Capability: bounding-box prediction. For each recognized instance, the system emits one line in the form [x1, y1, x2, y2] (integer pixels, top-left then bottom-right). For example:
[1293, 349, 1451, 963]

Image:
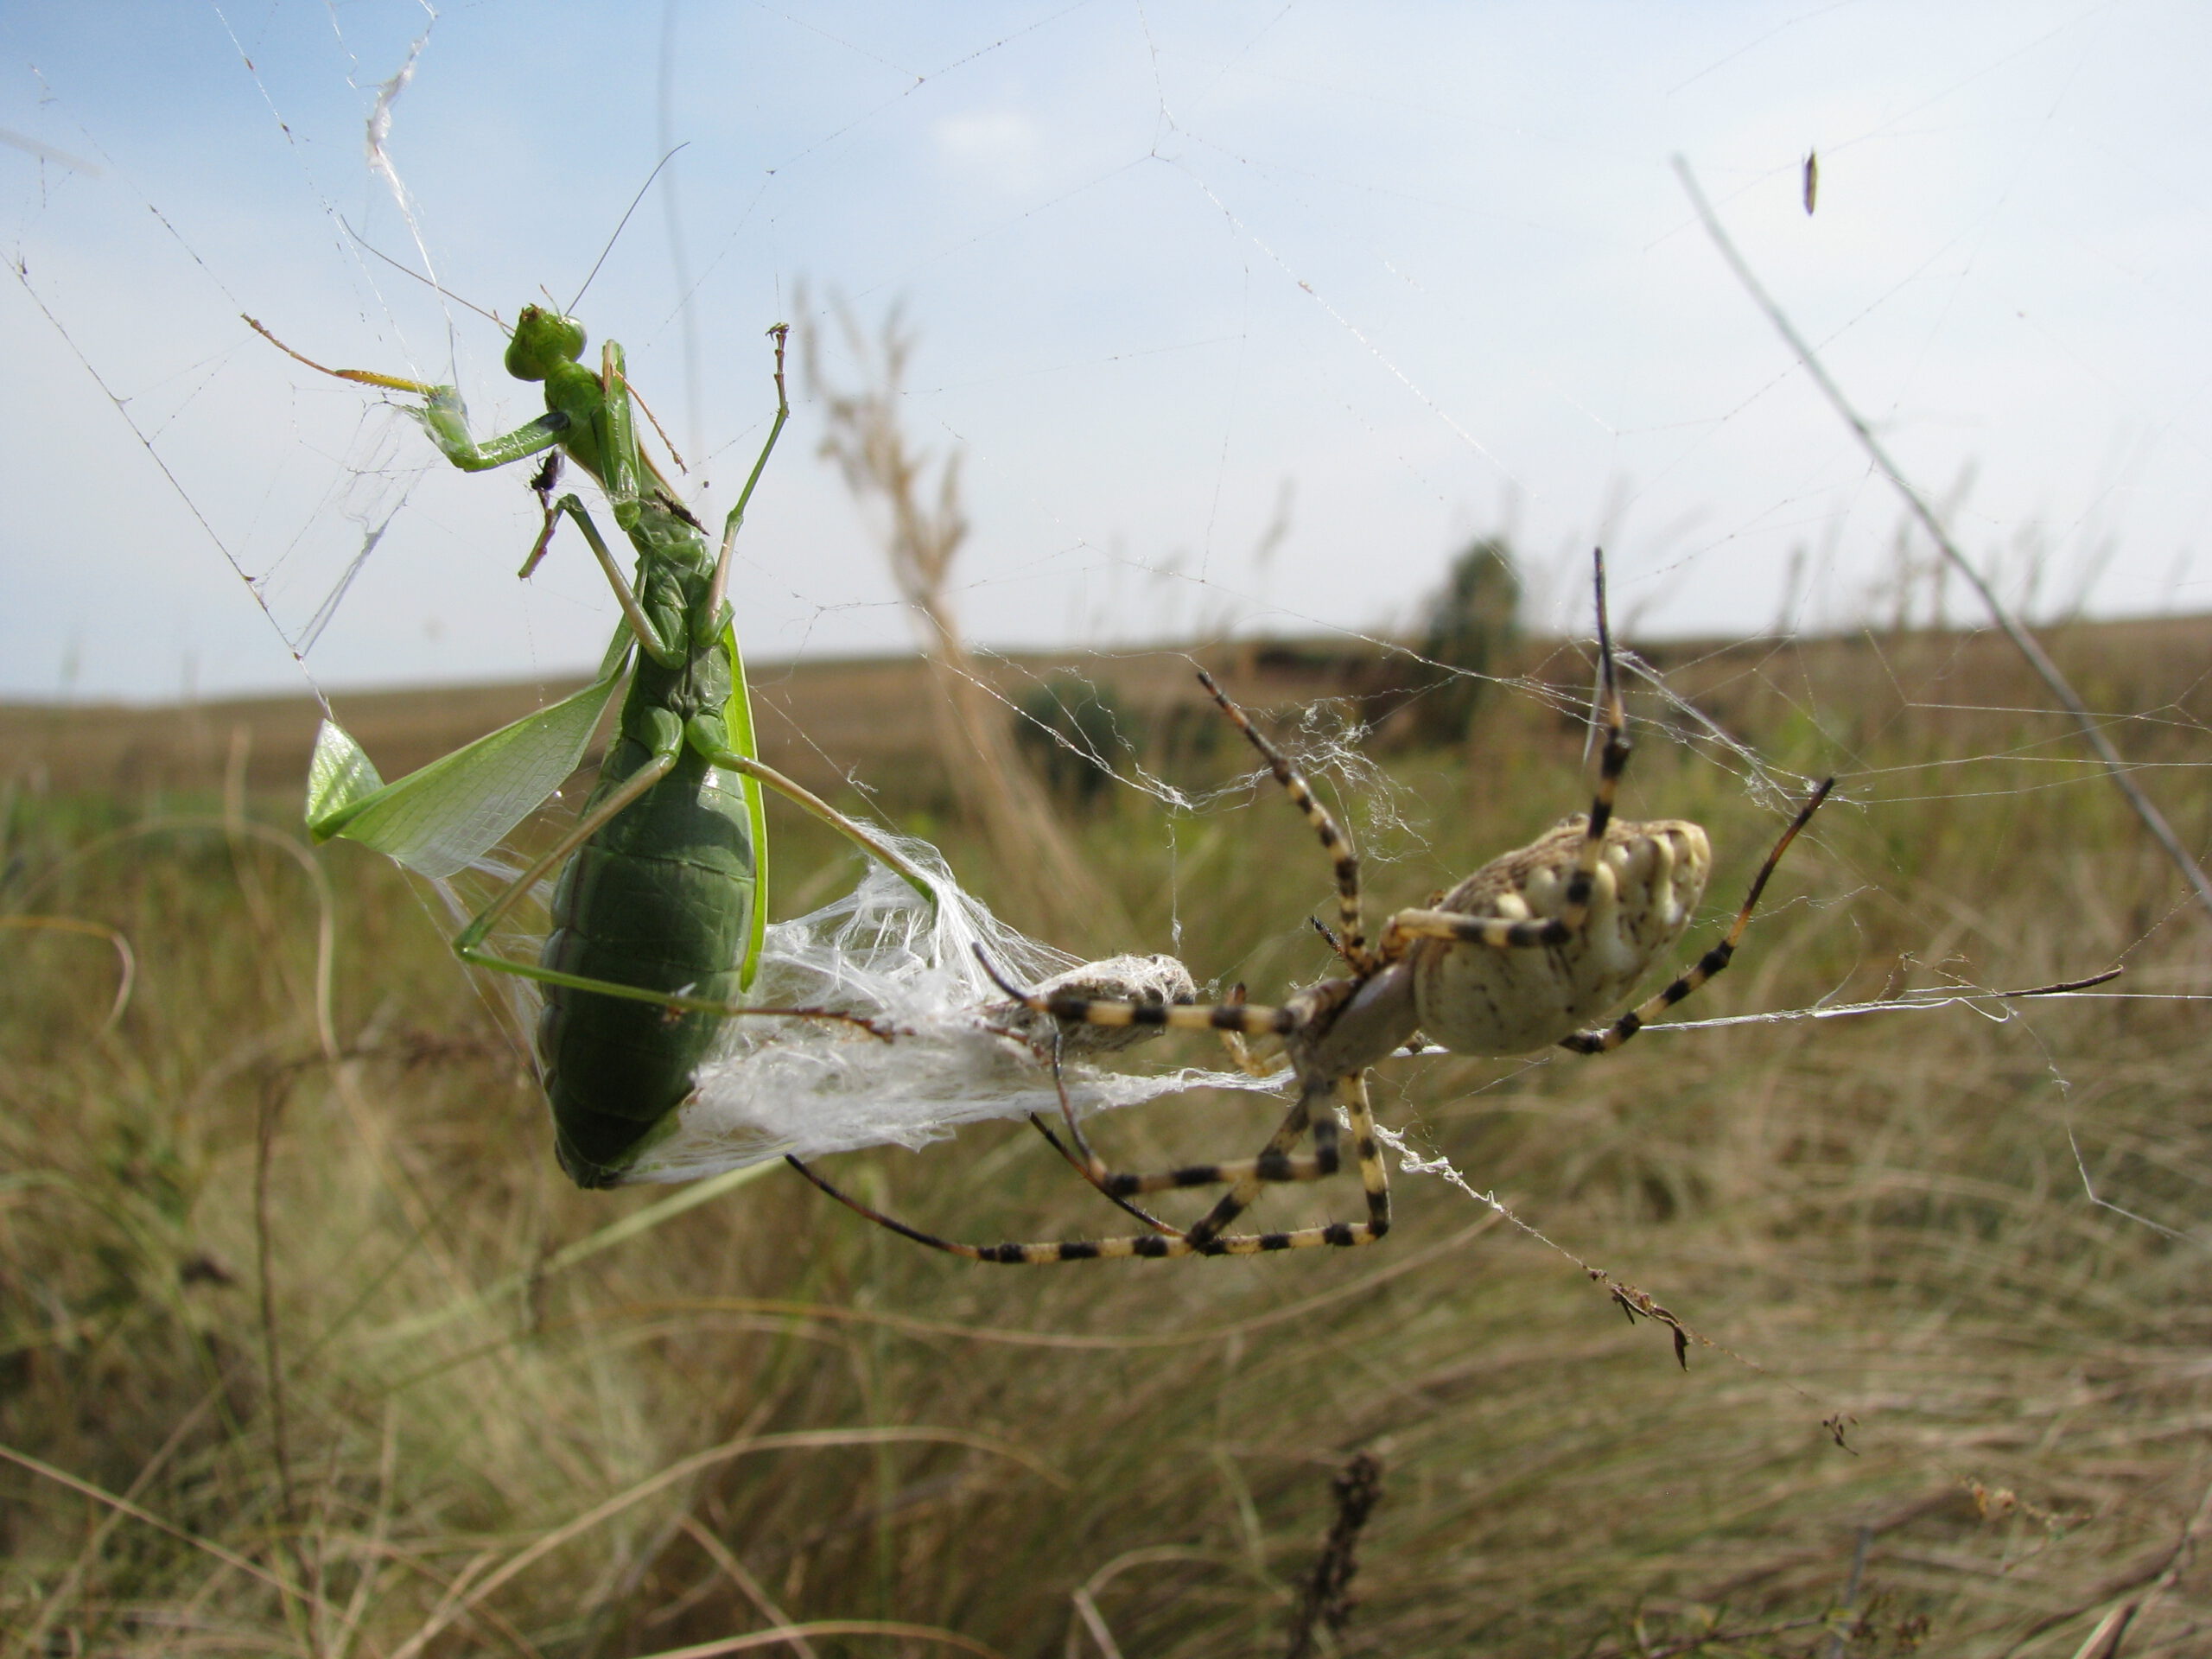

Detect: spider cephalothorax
[791, 552, 1832, 1262]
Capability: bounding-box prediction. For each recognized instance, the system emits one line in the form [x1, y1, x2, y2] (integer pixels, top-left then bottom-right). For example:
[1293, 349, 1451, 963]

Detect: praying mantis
[257, 306, 934, 1185]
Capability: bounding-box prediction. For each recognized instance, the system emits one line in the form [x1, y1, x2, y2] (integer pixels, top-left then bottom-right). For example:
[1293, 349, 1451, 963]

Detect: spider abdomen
[1410, 816, 1711, 1054]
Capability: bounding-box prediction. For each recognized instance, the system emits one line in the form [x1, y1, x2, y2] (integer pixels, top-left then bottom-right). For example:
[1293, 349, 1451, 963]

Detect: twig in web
[1673, 155, 2212, 934]
[1284, 1452, 1386, 1659]
[1820, 1525, 1873, 1659]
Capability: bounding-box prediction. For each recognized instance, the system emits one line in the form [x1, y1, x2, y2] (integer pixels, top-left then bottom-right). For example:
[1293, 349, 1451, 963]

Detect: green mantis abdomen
[538, 741, 755, 1186]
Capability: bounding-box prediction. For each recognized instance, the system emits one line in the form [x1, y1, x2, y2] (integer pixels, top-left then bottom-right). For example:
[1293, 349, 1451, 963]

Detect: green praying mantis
[254, 306, 935, 1186]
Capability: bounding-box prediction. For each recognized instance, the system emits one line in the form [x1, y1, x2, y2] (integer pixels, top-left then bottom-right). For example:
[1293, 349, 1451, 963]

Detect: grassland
[3, 615, 2209, 1657]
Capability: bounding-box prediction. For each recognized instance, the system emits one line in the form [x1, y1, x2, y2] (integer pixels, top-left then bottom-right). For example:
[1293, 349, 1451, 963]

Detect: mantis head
[505, 306, 588, 383]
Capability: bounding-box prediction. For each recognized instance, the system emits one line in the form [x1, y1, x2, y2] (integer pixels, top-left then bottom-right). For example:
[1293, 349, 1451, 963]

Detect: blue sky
[6, 0, 2209, 701]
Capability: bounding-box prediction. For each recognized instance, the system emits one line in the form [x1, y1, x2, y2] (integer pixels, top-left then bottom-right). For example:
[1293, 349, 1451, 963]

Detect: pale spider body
[1408, 815, 1712, 1056]
[791, 553, 1830, 1263]
[1247, 816, 1712, 1084]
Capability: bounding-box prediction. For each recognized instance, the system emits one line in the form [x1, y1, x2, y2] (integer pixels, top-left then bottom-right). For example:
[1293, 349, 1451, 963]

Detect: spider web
[7, 7, 2208, 1224]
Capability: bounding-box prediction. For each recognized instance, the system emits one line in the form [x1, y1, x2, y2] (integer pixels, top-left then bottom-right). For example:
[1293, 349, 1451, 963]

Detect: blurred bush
[1408, 533, 1522, 746]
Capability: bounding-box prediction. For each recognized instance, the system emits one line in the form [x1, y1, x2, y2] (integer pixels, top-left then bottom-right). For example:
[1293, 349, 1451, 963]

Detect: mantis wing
[307, 631, 632, 880]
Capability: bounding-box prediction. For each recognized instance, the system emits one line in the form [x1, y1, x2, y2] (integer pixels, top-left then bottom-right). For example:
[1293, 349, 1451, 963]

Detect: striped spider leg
[795, 550, 1833, 1262]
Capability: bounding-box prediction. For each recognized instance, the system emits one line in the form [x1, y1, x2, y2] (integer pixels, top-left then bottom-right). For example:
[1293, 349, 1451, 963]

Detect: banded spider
[791, 551, 1833, 1262]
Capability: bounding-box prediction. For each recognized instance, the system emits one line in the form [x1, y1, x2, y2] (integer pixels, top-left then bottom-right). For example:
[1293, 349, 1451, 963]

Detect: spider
[790, 551, 1833, 1262]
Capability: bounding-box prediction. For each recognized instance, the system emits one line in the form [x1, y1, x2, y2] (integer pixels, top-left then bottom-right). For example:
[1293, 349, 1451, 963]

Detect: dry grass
[3, 614, 2209, 1657]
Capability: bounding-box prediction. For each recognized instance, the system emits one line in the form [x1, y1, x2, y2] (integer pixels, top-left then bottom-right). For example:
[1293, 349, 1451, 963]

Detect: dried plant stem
[676, 1516, 820, 1659]
[254, 1069, 296, 1529]
[804, 293, 1125, 945]
[1675, 155, 2212, 931]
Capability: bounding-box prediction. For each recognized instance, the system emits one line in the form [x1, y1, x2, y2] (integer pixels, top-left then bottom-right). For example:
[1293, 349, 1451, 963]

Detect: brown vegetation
[3, 611, 2209, 1656]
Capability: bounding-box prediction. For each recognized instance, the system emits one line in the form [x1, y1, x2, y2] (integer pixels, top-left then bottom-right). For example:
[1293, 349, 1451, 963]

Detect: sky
[5, 0, 2209, 703]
